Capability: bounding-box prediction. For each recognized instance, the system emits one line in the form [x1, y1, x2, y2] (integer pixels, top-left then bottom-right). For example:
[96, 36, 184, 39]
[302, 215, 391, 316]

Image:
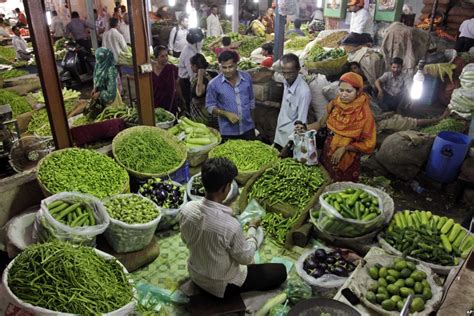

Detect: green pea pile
[209, 140, 279, 172]
[38, 148, 129, 198]
[104, 194, 160, 224]
[8, 241, 134, 314]
[248, 159, 327, 210]
[0, 89, 31, 118]
[114, 129, 183, 174]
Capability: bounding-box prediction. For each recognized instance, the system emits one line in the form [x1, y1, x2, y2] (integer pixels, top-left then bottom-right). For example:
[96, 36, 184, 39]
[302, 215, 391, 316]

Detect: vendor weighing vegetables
[179, 158, 287, 298]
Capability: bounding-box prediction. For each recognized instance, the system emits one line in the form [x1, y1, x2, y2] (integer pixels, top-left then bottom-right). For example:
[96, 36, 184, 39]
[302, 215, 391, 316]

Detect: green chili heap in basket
[114, 129, 182, 174]
[209, 140, 278, 172]
[8, 241, 134, 314]
[248, 158, 326, 210]
[38, 148, 129, 198]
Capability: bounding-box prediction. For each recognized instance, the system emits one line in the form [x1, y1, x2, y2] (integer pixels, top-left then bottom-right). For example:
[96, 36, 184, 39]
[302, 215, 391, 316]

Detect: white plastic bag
[449, 88, 474, 114]
[33, 192, 110, 246]
[103, 194, 162, 253]
[460, 63, 474, 89]
[289, 130, 318, 166]
[237, 198, 266, 227]
[186, 173, 238, 204]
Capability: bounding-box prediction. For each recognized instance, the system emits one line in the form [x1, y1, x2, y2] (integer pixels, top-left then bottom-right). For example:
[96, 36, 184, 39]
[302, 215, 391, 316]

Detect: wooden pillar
[127, 0, 155, 126]
[273, 0, 285, 61]
[24, 0, 72, 149]
[232, 0, 239, 33]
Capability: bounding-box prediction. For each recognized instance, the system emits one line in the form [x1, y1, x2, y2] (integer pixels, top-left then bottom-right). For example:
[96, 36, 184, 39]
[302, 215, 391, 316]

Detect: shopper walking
[169, 14, 189, 58]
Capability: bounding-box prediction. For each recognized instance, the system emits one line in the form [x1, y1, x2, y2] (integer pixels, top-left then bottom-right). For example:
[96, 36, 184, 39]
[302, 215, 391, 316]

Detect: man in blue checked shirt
[205, 50, 256, 140]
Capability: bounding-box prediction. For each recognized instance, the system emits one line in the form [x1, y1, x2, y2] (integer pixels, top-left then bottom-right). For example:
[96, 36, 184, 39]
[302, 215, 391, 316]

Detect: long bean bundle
[209, 140, 278, 172]
[248, 158, 327, 210]
[7, 241, 134, 314]
[114, 128, 183, 174]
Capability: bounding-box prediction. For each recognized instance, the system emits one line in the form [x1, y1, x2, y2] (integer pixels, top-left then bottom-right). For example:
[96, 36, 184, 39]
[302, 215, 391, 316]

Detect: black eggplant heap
[303, 248, 356, 279]
[139, 178, 185, 209]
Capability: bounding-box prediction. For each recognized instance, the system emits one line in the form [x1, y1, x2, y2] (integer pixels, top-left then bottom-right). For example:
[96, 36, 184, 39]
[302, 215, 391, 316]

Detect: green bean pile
[261, 212, 299, 245]
[114, 129, 183, 174]
[104, 195, 160, 224]
[420, 118, 465, 135]
[0, 89, 31, 118]
[248, 159, 327, 210]
[210, 140, 278, 172]
[8, 241, 134, 314]
[38, 148, 129, 198]
[0, 69, 28, 79]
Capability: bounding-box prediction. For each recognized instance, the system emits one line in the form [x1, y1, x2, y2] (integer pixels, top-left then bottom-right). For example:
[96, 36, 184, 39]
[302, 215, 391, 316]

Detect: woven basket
[305, 54, 348, 76]
[155, 109, 176, 129]
[36, 148, 130, 198]
[112, 126, 187, 179]
[187, 128, 222, 167]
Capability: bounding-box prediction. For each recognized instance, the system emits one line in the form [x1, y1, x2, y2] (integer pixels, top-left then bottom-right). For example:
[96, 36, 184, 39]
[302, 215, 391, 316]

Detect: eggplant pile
[139, 178, 185, 209]
[190, 175, 205, 197]
[303, 248, 356, 279]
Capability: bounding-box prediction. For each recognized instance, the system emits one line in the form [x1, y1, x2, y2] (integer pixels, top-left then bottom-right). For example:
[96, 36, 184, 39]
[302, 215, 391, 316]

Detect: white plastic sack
[295, 246, 358, 292]
[250, 47, 265, 64]
[103, 194, 162, 253]
[307, 74, 330, 120]
[237, 198, 266, 227]
[33, 192, 110, 246]
[322, 81, 339, 101]
[449, 88, 474, 113]
[156, 181, 188, 231]
[186, 173, 238, 204]
[460, 63, 474, 90]
[2, 248, 136, 316]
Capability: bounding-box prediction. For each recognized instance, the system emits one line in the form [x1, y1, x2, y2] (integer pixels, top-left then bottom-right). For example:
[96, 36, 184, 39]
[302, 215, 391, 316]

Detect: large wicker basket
[112, 126, 187, 179]
[187, 127, 222, 167]
[305, 54, 348, 76]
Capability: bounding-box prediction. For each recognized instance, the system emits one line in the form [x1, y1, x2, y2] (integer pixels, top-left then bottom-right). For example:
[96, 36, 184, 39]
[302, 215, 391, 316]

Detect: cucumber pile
[383, 210, 474, 266]
[47, 200, 96, 227]
[365, 258, 431, 313]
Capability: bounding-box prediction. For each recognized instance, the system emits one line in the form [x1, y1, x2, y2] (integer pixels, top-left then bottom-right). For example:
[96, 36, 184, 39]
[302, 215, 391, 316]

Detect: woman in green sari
[91, 47, 122, 107]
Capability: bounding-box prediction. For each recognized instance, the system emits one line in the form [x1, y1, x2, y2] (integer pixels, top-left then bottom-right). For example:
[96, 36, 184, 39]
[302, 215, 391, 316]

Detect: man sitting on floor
[375, 57, 411, 112]
[179, 157, 287, 298]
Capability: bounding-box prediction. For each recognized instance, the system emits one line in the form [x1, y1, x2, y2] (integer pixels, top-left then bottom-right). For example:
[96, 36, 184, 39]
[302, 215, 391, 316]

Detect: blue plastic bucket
[425, 131, 471, 183]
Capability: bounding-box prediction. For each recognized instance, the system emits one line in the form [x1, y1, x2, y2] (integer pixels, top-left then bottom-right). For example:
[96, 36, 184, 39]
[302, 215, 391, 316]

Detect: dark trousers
[381, 92, 402, 112]
[179, 77, 191, 112]
[455, 36, 474, 53]
[76, 38, 92, 53]
[223, 263, 287, 298]
[222, 129, 257, 142]
[173, 50, 181, 58]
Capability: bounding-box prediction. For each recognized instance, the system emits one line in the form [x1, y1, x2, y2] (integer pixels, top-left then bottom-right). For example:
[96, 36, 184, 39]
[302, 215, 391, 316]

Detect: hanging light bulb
[169, 0, 176, 7]
[253, 0, 259, 3]
[189, 8, 198, 28]
[185, 0, 193, 14]
[225, 0, 233, 16]
[316, 0, 323, 8]
[410, 61, 425, 100]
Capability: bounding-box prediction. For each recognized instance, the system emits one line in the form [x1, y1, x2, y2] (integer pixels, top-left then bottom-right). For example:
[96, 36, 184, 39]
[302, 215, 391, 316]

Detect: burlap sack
[449, 6, 474, 17]
[375, 131, 435, 180]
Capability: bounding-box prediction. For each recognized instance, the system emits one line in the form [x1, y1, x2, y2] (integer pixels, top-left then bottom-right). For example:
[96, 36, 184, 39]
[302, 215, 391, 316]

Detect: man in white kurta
[207, 5, 223, 37]
[274, 53, 311, 148]
[102, 17, 127, 63]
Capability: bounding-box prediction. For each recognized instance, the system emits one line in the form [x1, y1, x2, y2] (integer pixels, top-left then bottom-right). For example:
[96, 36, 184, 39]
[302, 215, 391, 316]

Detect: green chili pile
[7, 241, 134, 314]
[104, 194, 160, 224]
[38, 148, 129, 198]
[209, 140, 278, 172]
[114, 129, 183, 174]
[248, 158, 327, 210]
[0, 89, 31, 118]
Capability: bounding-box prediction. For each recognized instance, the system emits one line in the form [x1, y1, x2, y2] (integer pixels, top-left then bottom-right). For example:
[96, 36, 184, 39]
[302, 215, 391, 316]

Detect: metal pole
[425, 0, 439, 59]
[273, 0, 285, 61]
[232, 0, 239, 33]
[24, 0, 72, 149]
[128, 0, 155, 126]
[85, 0, 98, 49]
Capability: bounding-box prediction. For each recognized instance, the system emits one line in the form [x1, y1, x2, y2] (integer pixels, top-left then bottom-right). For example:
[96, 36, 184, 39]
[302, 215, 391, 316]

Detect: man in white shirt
[178, 28, 203, 110]
[169, 14, 189, 58]
[119, 15, 131, 44]
[207, 5, 223, 37]
[51, 10, 65, 41]
[11, 26, 31, 61]
[274, 53, 311, 149]
[102, 18, 127, 62]
[455, 18, 474, 52]
[180, 158, 287, 298]
[345, 0, 374, 44]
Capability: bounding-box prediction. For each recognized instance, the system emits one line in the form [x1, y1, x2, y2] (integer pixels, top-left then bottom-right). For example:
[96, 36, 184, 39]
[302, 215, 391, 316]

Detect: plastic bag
[33, 192, 110, 246]
[288, 130, 318, 166]
[269, 303, 290, 316]
[460, 63, 474, 89]
[237, 199, 266, 227]
[186, 173, 239, 204]
[284, 278, 312, 305]
[317, 188, 384, 237]
[103, 194, 162, 253]
[449, 88, 474, 113]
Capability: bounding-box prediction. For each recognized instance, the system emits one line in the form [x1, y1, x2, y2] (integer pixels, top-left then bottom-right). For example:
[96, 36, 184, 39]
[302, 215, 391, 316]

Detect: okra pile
[261, 212, 299, 245]
[104, 194, 160, 224]
[323, 188, 381, 221]
[209, 140, 278, 172]
[8, 241, 133, 314]
[47, 200, 96, 227]
[382, 210, 474, 266]
[248, 159, 327, 211]
[38, 148, 129, 198]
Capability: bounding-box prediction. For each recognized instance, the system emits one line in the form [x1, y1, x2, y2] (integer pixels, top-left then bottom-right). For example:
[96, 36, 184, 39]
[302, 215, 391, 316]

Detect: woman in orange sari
[308, 72, 376, 182]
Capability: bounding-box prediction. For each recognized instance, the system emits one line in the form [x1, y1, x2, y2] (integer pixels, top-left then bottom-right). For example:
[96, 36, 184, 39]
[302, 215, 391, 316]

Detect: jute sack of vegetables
[103, 194, 162, 253]
[33, 192, 110, 246]
[317, 185, 386, 238]
[3, 241, 136, 315]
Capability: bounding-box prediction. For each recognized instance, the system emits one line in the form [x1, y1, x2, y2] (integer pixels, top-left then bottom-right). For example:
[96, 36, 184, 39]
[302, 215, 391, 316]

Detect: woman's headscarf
[93, 47, 117, 92]
[339, 72, 364, 90]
